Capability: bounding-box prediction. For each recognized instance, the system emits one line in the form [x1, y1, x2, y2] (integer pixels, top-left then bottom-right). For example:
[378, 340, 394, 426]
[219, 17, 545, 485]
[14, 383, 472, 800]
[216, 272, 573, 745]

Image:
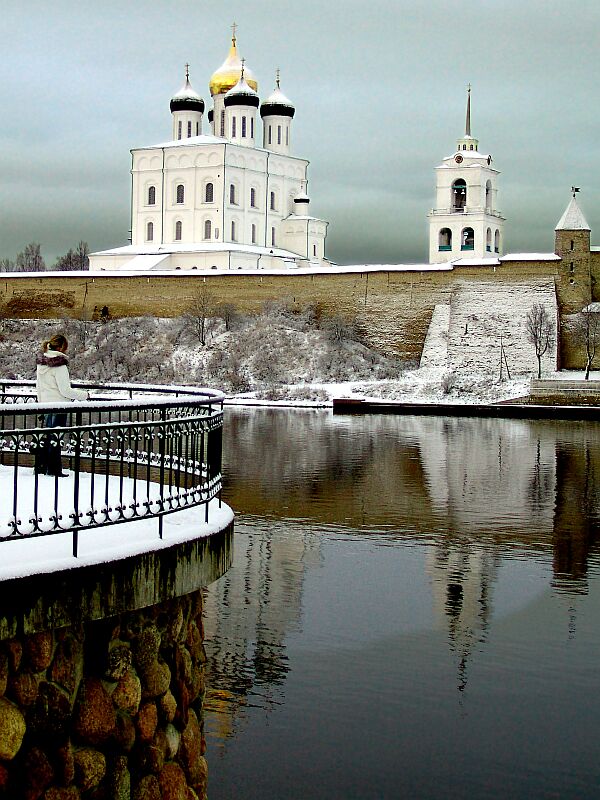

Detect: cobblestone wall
[0, 589, 209, 799]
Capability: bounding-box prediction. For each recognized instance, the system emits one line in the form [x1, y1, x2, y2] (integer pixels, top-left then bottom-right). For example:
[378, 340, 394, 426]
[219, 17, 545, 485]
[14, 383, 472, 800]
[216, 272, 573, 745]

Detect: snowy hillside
[0, 297, 559, 405]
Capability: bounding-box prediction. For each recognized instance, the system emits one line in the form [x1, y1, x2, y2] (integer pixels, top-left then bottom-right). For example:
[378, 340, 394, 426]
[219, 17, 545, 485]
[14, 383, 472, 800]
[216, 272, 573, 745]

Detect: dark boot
[45, 437, 66, 477]
[33, 446, 47, 475]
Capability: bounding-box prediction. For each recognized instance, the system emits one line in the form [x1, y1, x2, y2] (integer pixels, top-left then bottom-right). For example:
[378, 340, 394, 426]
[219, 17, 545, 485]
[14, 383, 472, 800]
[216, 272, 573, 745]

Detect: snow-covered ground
[0, 297, 592, 410]
[0, 464, 233, 580]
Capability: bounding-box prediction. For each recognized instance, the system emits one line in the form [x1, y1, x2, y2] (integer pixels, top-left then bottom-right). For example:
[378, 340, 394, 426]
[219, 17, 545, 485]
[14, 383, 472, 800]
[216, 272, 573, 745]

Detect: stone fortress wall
[1, 244, 598, 369]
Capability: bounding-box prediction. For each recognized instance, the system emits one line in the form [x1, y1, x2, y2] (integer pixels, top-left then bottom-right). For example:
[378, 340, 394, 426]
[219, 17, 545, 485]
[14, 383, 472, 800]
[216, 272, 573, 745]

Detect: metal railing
[0, 380, 224, 557]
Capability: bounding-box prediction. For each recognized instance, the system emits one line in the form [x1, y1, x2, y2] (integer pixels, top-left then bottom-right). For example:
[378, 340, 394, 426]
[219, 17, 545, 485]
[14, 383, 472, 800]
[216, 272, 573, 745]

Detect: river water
[203, 407, 600, 799]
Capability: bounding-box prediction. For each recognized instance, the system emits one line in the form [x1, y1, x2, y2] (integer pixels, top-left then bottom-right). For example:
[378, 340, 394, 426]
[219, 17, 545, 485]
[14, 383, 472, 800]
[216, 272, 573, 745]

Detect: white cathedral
[90, 28, 330, 272]
[89, 31, 506, 272]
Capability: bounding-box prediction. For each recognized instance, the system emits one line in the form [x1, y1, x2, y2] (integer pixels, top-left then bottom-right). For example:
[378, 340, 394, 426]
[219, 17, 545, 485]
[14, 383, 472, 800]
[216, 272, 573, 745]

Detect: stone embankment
[0, 589, 209, 799]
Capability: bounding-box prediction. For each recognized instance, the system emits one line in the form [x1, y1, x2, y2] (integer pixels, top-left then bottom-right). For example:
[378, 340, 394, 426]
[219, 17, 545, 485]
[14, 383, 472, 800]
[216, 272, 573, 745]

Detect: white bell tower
[428, 87, 505, 264]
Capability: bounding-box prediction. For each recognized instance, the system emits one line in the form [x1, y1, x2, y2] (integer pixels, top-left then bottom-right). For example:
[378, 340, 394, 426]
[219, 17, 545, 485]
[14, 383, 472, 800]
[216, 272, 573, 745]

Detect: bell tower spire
[465, 83, 471, 136]
[457, 84, 478, 152]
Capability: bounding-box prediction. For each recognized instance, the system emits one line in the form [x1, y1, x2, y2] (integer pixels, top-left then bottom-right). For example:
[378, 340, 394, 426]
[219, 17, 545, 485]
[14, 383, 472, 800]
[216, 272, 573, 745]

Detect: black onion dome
[223, 77, 260, 108]
[260, 86, 295, 118]
[170, 76, 205, 114]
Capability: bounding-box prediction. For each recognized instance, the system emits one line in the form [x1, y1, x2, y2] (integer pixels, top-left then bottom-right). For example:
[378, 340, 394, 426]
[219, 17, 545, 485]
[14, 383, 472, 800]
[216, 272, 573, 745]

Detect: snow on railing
[0, 380, 224, 557]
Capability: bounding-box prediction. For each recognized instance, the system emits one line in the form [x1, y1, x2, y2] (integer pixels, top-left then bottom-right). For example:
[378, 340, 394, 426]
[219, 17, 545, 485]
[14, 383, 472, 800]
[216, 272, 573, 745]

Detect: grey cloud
[1, 0, 599, 264]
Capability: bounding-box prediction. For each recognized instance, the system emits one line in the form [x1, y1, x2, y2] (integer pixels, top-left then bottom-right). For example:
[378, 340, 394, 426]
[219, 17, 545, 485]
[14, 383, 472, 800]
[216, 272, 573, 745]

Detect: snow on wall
[420, 304, 450, 369]
[444, 279, 558, 379]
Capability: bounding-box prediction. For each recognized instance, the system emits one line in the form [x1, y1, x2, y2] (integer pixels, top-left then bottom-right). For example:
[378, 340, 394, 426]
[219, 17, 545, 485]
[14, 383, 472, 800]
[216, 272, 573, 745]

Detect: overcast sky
[2, 0, 599, 265]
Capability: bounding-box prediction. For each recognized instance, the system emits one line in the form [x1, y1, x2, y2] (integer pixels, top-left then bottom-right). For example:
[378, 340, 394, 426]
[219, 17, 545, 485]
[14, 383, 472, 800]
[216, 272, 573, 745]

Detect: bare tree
[54, 241, 90, 271]
[215, 302, 237, 331]
[322, 313, 358, 344]
[186, 285, 214, 345]
[576, 306, 600, 380]
[525, 304, 555, 379]
[16, 243, 45, 272]
[0, 258, 15, 272]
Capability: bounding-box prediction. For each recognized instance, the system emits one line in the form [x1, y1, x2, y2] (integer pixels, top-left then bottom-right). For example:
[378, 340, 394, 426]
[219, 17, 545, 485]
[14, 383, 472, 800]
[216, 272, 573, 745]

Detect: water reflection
[204, 409, 600, 798]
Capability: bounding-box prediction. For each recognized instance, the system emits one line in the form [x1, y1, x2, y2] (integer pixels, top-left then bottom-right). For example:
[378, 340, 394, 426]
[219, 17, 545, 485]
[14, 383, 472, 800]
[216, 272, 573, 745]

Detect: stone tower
[555, 191, 592, 312]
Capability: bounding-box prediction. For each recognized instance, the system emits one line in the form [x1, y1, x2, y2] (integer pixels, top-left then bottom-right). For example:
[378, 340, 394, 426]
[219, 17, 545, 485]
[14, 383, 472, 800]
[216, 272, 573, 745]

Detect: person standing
[35, 334, 89, 477]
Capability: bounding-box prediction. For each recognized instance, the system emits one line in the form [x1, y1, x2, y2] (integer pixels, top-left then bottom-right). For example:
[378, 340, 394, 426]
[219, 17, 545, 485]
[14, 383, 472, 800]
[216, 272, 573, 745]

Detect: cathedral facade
[89, 29, 329, 272]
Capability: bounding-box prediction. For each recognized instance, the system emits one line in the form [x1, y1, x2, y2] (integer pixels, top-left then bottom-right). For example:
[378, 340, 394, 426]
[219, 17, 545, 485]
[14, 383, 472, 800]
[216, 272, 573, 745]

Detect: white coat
[35, 349, 87, 403]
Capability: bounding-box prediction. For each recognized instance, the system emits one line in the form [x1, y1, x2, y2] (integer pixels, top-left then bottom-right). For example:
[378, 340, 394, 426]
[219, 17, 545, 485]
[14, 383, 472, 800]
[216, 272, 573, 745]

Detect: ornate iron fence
[0, 380, 224, 557]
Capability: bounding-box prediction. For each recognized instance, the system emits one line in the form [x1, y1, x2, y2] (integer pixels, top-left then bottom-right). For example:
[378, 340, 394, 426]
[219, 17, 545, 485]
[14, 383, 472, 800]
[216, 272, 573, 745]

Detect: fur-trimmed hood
[36, 350, 69, 368]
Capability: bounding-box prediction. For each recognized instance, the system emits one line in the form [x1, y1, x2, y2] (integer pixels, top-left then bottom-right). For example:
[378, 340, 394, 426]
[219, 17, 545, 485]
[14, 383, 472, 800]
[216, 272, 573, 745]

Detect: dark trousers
[35, 413, 67, 476]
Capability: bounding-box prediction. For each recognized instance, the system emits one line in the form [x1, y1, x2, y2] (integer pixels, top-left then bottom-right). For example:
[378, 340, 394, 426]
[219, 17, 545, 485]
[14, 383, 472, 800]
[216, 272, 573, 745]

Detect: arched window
[196, 122, 199, 136]
[469, 144, 474, 150]
[270, 191, 276, 211]
[205, 182, 214, 203]
[277, 125, 282, 145]
[486, 228, 492, 252]
[250, 187, 256, 208]
[187, 121, 192, 138]
[286, 128, 289, 146]
[230, 184, 236, 205]
[242, 116, 247, 138]
[485, 180, 492, 211]
[231, 220, 236, 241]
[176, 184, 184, 204]
[146, 221, 154, 242]
[175, 221, 182, 241]
[220, 110, 225, 138]
[271, 227, 276, 247]
[461, 227, 475, 251]
[452, 179, 467, 211]
[251, 223, 257, 244]
[148, 186, 156, 205]
[204, 219, 212, 240]
[268, 125, 272, 145]
[251, 117, 254, 138]
[439, 228, 452, 251]
[177, 121, 182, 140]
[232, 116, 237, 138]
[494, 229, 500, 253]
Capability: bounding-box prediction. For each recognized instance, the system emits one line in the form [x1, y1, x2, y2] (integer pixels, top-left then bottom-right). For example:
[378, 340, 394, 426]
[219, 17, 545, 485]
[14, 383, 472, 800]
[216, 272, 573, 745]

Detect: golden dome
[209, 34, 258, 97]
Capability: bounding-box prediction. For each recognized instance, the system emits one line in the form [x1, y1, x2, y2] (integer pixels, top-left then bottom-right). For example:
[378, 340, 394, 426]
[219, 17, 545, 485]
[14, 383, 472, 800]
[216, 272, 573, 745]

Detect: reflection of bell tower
[427, 541, 500, 693]
[428, 86, 505, 264]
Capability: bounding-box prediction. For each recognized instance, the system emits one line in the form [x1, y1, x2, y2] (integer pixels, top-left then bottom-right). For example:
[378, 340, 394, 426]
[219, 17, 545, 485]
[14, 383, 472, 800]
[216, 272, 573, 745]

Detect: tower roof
[170, 67, 205, 113]
[260, 72, 295, 119]
[224, 62, 260, 108]
[555, 194, 591, 231]
[209, 26, 258, 97]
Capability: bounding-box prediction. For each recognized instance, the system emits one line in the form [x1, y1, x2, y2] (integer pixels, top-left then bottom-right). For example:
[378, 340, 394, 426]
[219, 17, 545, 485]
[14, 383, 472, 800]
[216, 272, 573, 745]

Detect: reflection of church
[427, 543, 500, 692]
[89, 26, 329, 272]
[202, 522, 321, 740]
[418, 417, 600, 689]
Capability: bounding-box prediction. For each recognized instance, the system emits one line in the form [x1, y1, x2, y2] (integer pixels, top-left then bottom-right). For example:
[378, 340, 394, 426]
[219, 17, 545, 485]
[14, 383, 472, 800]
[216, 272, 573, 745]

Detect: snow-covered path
[0, 465, 233, 581]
